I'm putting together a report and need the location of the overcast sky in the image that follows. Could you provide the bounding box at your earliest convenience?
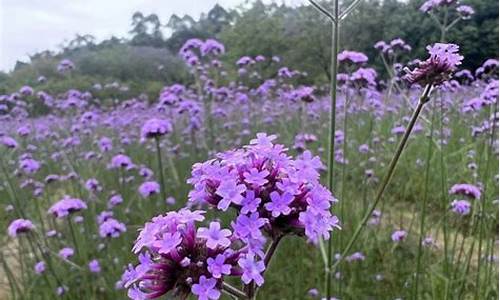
[0,0,300,72]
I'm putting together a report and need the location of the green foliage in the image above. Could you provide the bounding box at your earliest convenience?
[219,0,498,82]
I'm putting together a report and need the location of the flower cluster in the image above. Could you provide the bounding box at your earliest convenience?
[450,199,471,215]
[187,133,340,244]
[8,218,35,237]
[449,183,481,200]
[124,134,340,299]
[99,217,127,238]
[404,43,463,86]
[57,59,75,73]
[124,210,243,300]
[48,196,87,218]
[456,5,475,19]
[179,38,225,66]
[140,118,173,140]
[374,38,412,55]
[420,0,456,13]
[338,50,368,65]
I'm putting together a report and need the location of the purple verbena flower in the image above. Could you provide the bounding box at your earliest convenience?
[264,191,294,217]
[48,197,87,218]
[141,118,173,139]
[197,222,232,249]
[451,199,471,215]
[59,247,74,260]
[8,219,35,237]
[35,261,46,274]
[405,43,463,86]
[191,275,221,300]
[238,254,265,286]
[138,181,160,198]
[207,254,232,279]
[89,259,101,273]
[391,230,407,242]
[449,183,481,199]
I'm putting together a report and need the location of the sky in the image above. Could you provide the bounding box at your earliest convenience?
[0,0,300,72]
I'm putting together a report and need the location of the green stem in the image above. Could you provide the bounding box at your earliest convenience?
[67,218,81,259]
[331,84,433,272]
[325,1,340,298]
[222,282,247,299]
[154,137,167,201]
[412,100,436,300]
[473,105,496,299]
[251,235,283,299]
[438,95,451,288]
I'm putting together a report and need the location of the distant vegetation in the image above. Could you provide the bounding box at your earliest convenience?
[0,0,498,95]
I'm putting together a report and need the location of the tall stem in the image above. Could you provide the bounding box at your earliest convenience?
[251,236,283,299]
[154,137,167,202]
[412,100,436,299]
[326,1,339,298]
[473,105,496,299]
[331,84,433,272]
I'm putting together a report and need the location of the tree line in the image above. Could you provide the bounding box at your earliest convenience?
[1,0,497,92]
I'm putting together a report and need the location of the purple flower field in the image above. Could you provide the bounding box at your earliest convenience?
[0,0,498,299]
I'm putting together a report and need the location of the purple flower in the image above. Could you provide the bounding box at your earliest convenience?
[405,43,463,86]
[457,5,474,19]
[243,168,269,187]
[58,59,75,72]
[238,254,265,286]
[299,209,341,243]
[19,85,34,96]
[34,261,46,274]
[56,286,68,296]
[232,212,267,239]
[191,276,221,300]
[127,210,236,300]
[138,181,160,198]
[108,194,123,208]
[241,191,261,214]
[197,222,232,249]
[350,67,377,86]
[391,126,406,135]
[346,252,366,262]
[88,259,101,273]
[215,180,246,211]
[308,288,319,297]
[19,158,41,174]
[153,232,182,254]
[451,199,471,215]
[201,39,225,56]
[48,197,87,218]
[8,219,35,237]
[140,118,173,139]
[449,183,481,199]
[85,178,102,192]
[358,144,370,153]
[391,230,407,242]
[2,136,18,148]
[265,191,294,217]
[59,247,74,260]
[188,133,340,244]
[207,254,232,278]
[338,50,368,64]
[111,154,133,169]
[98,137,113,152]
[422,236,436,247]
[99,218,127,238]
[249,132,277,147]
